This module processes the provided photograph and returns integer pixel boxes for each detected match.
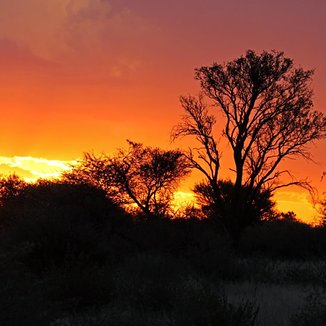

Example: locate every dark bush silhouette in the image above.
[241,217,323,258]
[194,180,275,239]
[0,181,120,272]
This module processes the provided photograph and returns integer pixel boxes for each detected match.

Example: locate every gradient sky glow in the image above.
[0,0,325,222]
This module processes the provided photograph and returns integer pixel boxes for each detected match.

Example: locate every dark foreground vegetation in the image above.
[0,178,326,325]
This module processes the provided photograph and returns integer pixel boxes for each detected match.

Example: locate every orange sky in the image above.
[0,0,325,222]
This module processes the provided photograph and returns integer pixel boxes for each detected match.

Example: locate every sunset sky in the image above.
[0,0,325,222]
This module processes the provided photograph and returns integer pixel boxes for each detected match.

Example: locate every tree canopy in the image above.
[63,141,190,218]
[172,50,326,242]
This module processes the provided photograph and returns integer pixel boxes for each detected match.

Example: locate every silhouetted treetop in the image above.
[63,141,190,218]
[109,141,190,217]
[172,49,326,244]
[192,50,325,192]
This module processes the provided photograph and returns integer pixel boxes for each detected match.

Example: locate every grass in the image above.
[225,282,313,326]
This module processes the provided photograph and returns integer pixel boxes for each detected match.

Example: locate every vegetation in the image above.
[64,141,190,218]
[0,50,326,324]
[172,50,326,244]
[0,175,325,325]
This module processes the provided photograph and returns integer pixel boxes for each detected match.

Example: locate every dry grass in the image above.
[225,281,322,326]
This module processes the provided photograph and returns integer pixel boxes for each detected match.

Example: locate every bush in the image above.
[109,252,259,326]
[0,182,119,272]
[241,219,319,259]
[0,253,114,325]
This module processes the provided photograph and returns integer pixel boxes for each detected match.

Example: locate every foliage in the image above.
[320,196,326,226]
[194,180,275,231]
[0,181,117,272]
[1,179,326,324]
[64,141,190,218]
[109,141,190,217]
[241,218,322,259]
[0,174,27,207]
[63,152,117,196]
[172,50,326,242]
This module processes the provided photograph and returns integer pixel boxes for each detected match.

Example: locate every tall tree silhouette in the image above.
[64,141,190,218]
[172,50,326,244]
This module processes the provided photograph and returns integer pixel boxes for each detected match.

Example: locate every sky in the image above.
[0,0,325,222]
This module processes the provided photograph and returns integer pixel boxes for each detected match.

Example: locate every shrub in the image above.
[0,182,119,272]
[110,253,259,325]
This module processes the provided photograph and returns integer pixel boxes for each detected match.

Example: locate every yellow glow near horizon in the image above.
[0,155,322,224]
[274,191,321,225]
[0,156,75,181]
[172,191,197,210]
[173,190,321,224]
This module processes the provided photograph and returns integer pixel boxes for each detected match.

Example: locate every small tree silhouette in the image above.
[172,50,326,245]
[64,141,190,218]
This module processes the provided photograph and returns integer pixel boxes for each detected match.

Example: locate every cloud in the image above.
[0,38,57,71]
[0,0,67,59]
[0,156,74,181]
[0,165,35,180]
[59,0,151,77]
[0,38,61,87]
[0,0,154,81]
[274,190,318,223]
